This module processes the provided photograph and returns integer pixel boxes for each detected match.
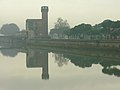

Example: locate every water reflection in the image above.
[0,43,120,79]
[1,49,18,57]
[59,54,120,77]
[54,54,69,67]
[26,49,49,80]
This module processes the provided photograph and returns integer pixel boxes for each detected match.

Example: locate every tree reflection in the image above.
[54,54,69,67]
[54,53,120,77]
[64,54,100,68]
[0,49,18,57]
[102,67,120,77]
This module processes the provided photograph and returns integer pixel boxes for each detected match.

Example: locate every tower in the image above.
[41,6,49,36]
[26,6,49,39]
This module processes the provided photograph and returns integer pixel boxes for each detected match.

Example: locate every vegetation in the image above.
[0,23,20,36]
[49,19,120,40]
[49,17,70,39]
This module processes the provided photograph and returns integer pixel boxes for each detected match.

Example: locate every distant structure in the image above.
[26,6,49,38]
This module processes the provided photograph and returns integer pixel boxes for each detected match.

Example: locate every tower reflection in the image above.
[26,49,49,80]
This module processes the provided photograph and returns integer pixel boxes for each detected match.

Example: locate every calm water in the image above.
[0,47,120,90]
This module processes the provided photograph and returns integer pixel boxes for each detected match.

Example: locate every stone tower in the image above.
[41,6,49,36]
[26,6,49,38]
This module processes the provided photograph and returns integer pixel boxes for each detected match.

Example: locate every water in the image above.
[0,47,120,90]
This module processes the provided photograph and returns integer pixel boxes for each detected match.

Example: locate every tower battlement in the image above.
[41,6,49,12]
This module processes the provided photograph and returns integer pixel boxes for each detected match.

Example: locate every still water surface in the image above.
[0,48,120,90]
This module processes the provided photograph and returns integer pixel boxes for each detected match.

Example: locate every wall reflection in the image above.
[26,49,49,80]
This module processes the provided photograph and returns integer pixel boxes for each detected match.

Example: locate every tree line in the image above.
[49,18,120,40]
[0,23,27,38]
[0,23,20,36]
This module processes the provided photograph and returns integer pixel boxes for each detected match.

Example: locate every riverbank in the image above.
[27,39,120,50]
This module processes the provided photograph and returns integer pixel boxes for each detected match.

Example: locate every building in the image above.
[26,6,49,38]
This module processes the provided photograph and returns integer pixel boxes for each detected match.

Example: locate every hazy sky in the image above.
[0,0,120,30]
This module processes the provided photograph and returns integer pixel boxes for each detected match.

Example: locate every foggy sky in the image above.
[0,0,120,30]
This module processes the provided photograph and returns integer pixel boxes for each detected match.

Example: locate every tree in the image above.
[49,17,70,39]
[54,17,70,29]
[100,20,120,39]
[101,20,114,39]
[50,19,120,40]
[0,23,20,36]
[69,23,92,39]
[90,24,103,39]
[112,20,120,28]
